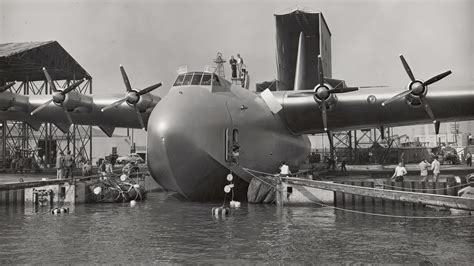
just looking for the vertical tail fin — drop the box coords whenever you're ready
[294,32,306,91]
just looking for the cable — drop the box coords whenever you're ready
[307,200,472,219]
[373,181,468,191]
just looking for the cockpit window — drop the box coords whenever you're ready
[173,75,185,86]
[191,73,203,85]
[201,74,212,85]
[182,73,193,85]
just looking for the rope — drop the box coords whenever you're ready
[243,167,468,192]
[243,167,314,177]
[374,181,468,191]
[242,166,473,220]
[241,168,278,190]
[307,200,472,219]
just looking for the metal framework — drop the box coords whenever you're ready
[331,127,399,164]
[0,41,92,170]
[0,79,92,169]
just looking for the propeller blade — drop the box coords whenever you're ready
[31,99,53,115]
[420,98,436,122]
[136,108,146,130]
[63,106,74,125]
[61,79,85,95]
[317,55,324,84]
[136,82,162,96]
[381,90,411,106]
[329,87,358,94]
[326,130,334,154]
[424,70,452,86]
[399,55,416,82]
[434,121,441,135]
[287,91,315,98]
[101,98,127,112]
[42,67,58,92]
[380,126,385,140]
[321,101,328,131]
[120,65,133,92]
[0,82,16,93]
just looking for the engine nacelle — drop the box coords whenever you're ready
[0,92,30,112]
[404,94,423,108]
[135,94,160,112]
[63,92,93,113]
[403,82,427,108]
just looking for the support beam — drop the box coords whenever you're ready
[283,177,474,211]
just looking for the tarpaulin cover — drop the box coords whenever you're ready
[274,10,331,91]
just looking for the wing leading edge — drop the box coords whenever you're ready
[272,84,474,134]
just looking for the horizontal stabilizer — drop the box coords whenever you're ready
[260,89,283,114]
[99,126,115,137]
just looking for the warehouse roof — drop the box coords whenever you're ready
[0,41,90,82]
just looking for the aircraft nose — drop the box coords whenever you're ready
[146,88,231,200]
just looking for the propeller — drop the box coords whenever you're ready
[381,54,452,124]
[288,55,358,131]
[0,82,16,93]
[101,65,162,130]
[30,68,85,125]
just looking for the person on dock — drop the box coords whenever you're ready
[418,159,430,182]
[391,162,407,182]
[64,151,74,179]
[236,54,244,77]
[431,156,441,182]
[55,151,65,179]
[229,56,237,78]
[466,151,472,167]
[279,161,291,177]
[98,159,107,179]
[340,159,347,172]
[82,160,92,177]
[105,159,114,177]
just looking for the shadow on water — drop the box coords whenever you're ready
[0,192,472,264]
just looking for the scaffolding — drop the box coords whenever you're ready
[213,52,226,78]
[330,127,399,164]
[0,41,92,170]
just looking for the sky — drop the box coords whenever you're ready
[1,0,473,143]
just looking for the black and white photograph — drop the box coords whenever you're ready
[0,0,473,264]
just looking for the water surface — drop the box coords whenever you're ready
[0,193,472,264]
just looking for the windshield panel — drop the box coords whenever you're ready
[173,75,185,86]
[182,73,193,85]
[201,74,212,85]
[191,73,203,85]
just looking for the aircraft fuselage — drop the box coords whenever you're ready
[146,77,310,200]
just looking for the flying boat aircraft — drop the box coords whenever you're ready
[1,10,473,200]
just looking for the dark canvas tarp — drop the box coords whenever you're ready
[274,10,332,91]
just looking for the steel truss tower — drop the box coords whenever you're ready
[1,79,92,169]
[331,127,398,164]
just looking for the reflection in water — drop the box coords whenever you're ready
[0,192,472,264]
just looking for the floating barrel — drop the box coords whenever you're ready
[211,207,230,217]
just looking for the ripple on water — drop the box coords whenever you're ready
[0,192,473,264]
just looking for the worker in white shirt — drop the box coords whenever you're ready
[431,156,441,182]
[279,161,291,177]
[391,162,407,182]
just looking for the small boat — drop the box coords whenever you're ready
[89,178,146,203]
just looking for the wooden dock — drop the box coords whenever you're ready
[282,177,473,211]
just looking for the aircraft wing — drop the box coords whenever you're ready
[269,85,474,134]
[0,66,162,136]
[0,91,160,136]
